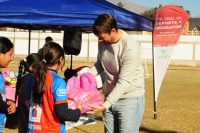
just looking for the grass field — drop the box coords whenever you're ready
[3,58,200,133]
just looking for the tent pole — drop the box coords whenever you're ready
[38,30,40,51]
[13,28,16,58]
[87,33,90,62]
[152,24,157,119]
[28,29,31,55]
[70,55,73,69]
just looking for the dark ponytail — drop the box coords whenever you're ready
[15,60,26,102]
[32,42,65,104]
[32,61,47,104]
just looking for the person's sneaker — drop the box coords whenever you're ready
[83,117,96,125]
[66,115,96,130]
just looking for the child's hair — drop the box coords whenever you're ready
[0,36,14,54]
[16,53,41,102]
[64,68,77,81]
[32,42,65,104]
[18,53,41,77]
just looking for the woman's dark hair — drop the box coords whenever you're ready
[92,14,118,36]
[33,42,65,104]
[0,36,14,54]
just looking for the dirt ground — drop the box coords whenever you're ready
[3,60,200,133]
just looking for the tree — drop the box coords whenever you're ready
[117,2,124,8]
[141,7,158,19]
[141,5,190,19]
[140,5,161,19]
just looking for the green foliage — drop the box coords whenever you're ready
[141,4,190,19]
[117,2,124,8]
[141,7,158,19]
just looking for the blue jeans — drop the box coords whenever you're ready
[103,95,145,133]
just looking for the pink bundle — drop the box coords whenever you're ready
[2,70,18,101]
[66,73,103,114]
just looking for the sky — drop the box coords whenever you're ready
[129,0,199,17]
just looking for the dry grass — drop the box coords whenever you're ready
[3,59,200,133]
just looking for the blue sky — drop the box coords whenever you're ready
[129,0,199,17]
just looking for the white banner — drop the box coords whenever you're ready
[154,46,175,101]
[153,5,189,103]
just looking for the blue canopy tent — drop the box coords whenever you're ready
[0,0,152,31]
[0,0,153,54]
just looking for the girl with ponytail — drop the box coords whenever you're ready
[16,53,40,133]
[28,42,81,133]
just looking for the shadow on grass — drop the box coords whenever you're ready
[140,127,179,133]
[95,115,103,121]
[70,127,88,133]
[71,126,180,133]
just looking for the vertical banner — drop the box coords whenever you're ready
[153,5,189,45]
[152,5,189,118]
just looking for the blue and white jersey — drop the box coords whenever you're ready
[0,72,6,132]
[28,70,67,133]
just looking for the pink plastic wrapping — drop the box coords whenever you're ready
[2,70,18,101]
[66,73,103,114]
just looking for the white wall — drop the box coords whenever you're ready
[1,31,200,65]
[131,35,200,65]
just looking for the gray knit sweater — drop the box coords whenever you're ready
[89,30,145,109]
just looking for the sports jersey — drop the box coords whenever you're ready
[17,73,34,133]
[28,70,67,133]
[0,72,7,132]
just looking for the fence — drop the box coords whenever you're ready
[1,30,200,66]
